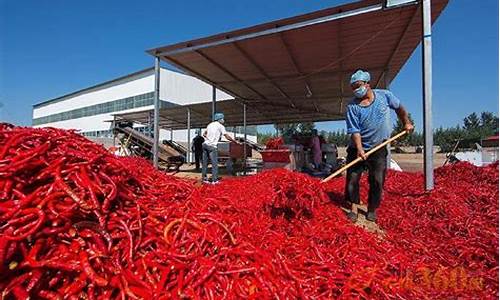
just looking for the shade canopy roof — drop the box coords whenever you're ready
[117,0,448,129]
[114,98,345,130]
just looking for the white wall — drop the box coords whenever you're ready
[33,71,154,118]
[33,68,233,119]
[32,67,255,143]
[33,105,154,132]
[160,69,232,104]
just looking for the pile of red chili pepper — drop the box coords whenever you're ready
[265,137,285,149]
[323,162,499,299]
[1,124,498,299]
[262,137,290,163]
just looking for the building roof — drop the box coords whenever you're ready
[483,135,499,141]
[141,0,448,126]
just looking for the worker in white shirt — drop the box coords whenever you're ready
[202,112,240,184]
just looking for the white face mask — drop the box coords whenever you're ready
[219,119,225,124]
[353,85,368,98]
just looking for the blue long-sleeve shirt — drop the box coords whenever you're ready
[345,89,401,149]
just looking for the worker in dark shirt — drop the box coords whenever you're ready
[192,130,205,171]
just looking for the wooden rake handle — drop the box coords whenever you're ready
[321,130,408,183]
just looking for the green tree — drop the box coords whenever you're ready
[463,112,481,130]
[298,122,316,135]
[324,129,349,146]
[480,111,499,135]
[257,132,274,145]
[461,111,499,143]
[274,122,316,143]
[274,123,299,143]
[408,131,423,146]
[434,125,464,152]
[392,112,416,146]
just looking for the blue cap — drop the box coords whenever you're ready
[350,70,371,84]
[214,112,224,121]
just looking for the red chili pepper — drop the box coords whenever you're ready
[55,166,93,211]
[265,137,285,149]
[1,125,498,299]
[99,171,117,212]
[118,219,134,265]
[79,250,108,287]
[3,208,45,241]
[38,290,63,300]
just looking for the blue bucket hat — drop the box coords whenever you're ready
[214,112,224,121]
[350,70,371,84]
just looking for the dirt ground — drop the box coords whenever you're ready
[336,147,447,172]
[391,152,447,172]
[174,150,448,180]
[171,163,248,180]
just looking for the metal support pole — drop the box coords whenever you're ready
[148,111,154,137]
[212,85,216,121]
[422,0,434,190]
[153,56,160,169]
[187,108,191,164]
[243,103,247,175]
[112,115,116,148]
[384,68,392,169]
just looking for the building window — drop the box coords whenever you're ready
[33,92,158,126]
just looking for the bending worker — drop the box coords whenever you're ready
[345,70,413,222]
[202,112,240,184]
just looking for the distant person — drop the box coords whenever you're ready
[345,70,413,223]
[318,134,326,146]
[192,131,204,171]
[202,112,240,184]
[319,134,327,162]
[310,129,322,169]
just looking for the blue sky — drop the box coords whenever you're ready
[1,0,498,133]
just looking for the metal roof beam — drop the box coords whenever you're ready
[193,49,269,100]
[188,50,309,121]
[251,101,334,116]
[159,115,186,126]
[215,67,385,85]
[277,32,318,112]
[224,114,343,123]
[156,3,383,57]
[231,42,297,109]
[337,20,345,115]
[375,4,420,88]
[248,116,344,125]
[157,111,346,129]
[244,101,287,124]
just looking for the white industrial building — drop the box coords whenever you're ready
[32,67,257,143]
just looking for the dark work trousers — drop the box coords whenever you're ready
[202,143,218,181]
[194,148,203,170]
[344,146,388,212]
